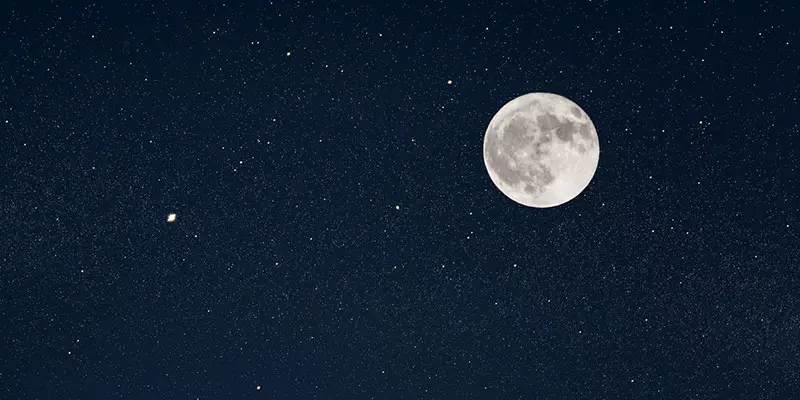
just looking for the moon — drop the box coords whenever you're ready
[483,93,600,208]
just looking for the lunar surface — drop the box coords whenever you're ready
[483,93,600,208]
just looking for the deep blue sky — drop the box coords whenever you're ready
[2,1,799,399]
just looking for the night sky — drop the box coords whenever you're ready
[2,1,800,399]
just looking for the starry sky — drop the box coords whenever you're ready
[2,1,799,399]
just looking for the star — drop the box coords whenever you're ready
[167,213,177,223]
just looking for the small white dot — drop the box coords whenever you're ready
[256,385,261,390]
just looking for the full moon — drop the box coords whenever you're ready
[483,92,600,208]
